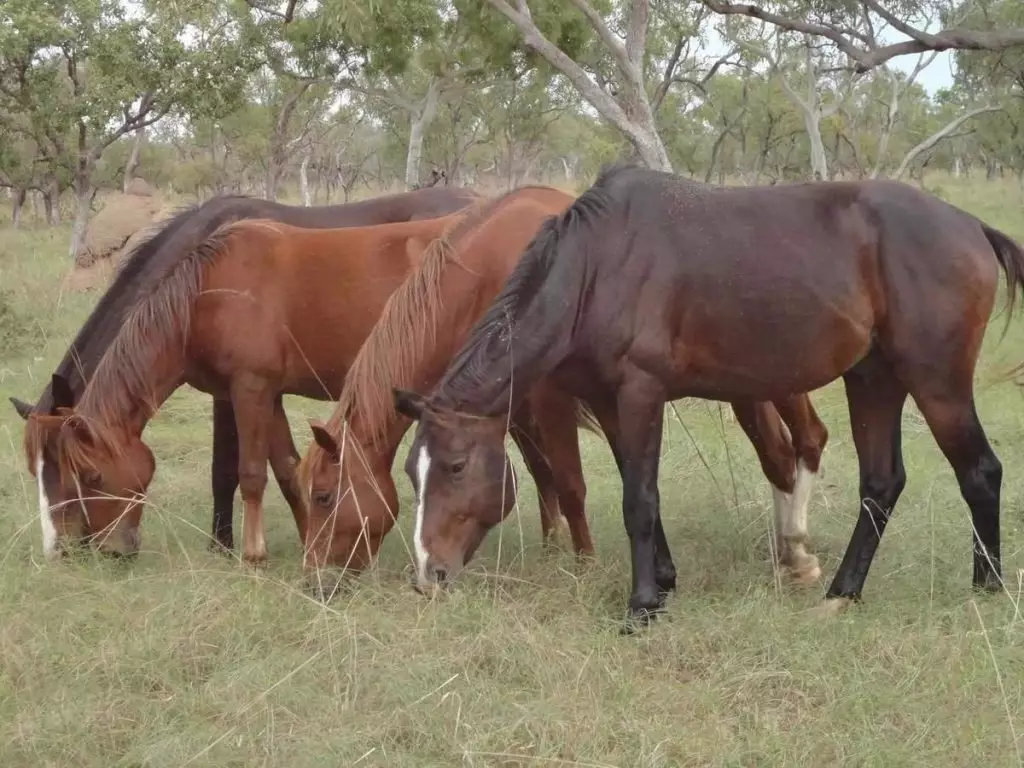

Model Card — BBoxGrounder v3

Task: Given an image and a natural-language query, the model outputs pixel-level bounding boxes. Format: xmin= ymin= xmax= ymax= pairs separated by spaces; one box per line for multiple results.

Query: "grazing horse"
xmin=12 ymin=187 xmax=478 ymax=559
xmin=28 ymin=209 xmax=597 ymax=568
xmin=302 ymin=184 xmax=831 ymax=592
xmin=394 ymin=162 xmax=1024 ymax=629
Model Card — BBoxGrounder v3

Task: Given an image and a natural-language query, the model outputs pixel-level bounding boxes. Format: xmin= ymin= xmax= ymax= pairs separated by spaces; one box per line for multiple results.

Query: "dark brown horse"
xmin=394 ymin=163 xmax=1023 ymax=629
xmin=12 ymin=187 xmax=478 ymax=559
xmin=305 ymin=183 xmax=831 ymax=592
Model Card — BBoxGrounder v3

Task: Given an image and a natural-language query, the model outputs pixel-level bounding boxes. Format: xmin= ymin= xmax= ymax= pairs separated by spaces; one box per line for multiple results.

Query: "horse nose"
xmin=427 ymin=562 xmax=449 ymax=585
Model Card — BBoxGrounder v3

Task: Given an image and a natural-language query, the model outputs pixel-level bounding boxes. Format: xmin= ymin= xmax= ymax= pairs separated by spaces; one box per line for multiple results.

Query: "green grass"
xmin=0 ymin=176 xmax=1023 ymax=767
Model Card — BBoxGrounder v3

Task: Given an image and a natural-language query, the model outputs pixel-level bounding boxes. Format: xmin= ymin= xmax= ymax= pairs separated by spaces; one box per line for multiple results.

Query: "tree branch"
xmin=567 ymin=0 xmax=634 ymax=83
xmin=702 ymin=0 xmax=1024 ymax=72
xmin=893 ymin=105 xmax=1002 ymax=180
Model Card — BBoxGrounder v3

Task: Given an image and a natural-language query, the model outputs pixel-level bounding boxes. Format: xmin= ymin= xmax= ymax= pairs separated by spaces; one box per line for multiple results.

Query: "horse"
xmin=393 ymin=162 xmax=1024 ymax=630
xmin=12 ymin=186 xmax=479 ymax=559
xmin=28 ymin=206 xmax=595 ymax=569
xmin=301 ymin=183 xmax=830 ymax=594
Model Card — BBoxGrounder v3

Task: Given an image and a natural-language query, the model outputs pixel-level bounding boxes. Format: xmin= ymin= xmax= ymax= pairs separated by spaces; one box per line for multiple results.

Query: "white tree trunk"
xmin=123 ymin=126 xmax=146 ymax=192
xmin=405 ymin=78 xmax=441 ymax=190
xmin=805 ymin=110 xmax=828 ymax=181
xmin=893 ymin=106 xmax=1001 ymax=181
xmin=69 ymin=181 xmax=92 ymax=260
xmin=953 ymin=156 xmax=962 ymax=177
xmin=299 ymin=151 xmax=313 ymax=206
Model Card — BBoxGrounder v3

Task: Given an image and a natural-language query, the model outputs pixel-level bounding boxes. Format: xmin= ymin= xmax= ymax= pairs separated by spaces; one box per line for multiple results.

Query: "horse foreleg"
xmin=508 ymin=410 xmax=566 ymax=552
xmin=730 ymin=398 xmax=822 ymax=586
xmin=230 ymin=375 xmax=274 ymax=566
xmin=268 ymin=395 xmax=308 ymax=548
xmin=525 ymin=384 xmax=594 ymax=557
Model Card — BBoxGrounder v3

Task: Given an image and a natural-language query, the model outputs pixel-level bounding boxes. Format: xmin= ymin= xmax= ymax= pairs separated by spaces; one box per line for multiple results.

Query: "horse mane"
xmin=434 ymin=178 xmax=614 ymax=408
xmin=319 ymin=188 xmax=545 ymax=453
xmin=72 ymin=216 xmax=269 ymax=432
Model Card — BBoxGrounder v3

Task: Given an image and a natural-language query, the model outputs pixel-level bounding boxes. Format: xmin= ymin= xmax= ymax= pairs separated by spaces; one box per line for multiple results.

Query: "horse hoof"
xmin=208 ymin=540 xmax=233 ymax=556
xmin=241 ymin=552 xmax=268 ymax=569
xmin=808 ymin=596 xmax=853 ymax=619
xmin=785 ymin=555 xmax=822 ymax=586
xmin=620 ymin=606 xmax=659 ymax=635
xmin=542 ymin=516 xmax=573 ymax=553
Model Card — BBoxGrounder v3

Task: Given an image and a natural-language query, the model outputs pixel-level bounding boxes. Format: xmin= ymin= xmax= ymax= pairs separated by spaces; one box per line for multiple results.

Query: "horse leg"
xmin=210 ymin=398 xmax=239 ymax=553
xmin=267 ymin=395 xmax=307 ymax=548
xmin=531 ymin=386 xmax=595 ymax=558
xmin=911 ymin=394 xmax=1002 ymax=592
xmin=731 ymin=397 xmax=825 ymax=585
xmin=589 ymin=392 xmax=675 ymax=596
xmin=774 ymin=395 xmax=828 ymax=584
xmin=819 ymin=353 xmax=908 ymax=615
xmin=230 ymin=375 xmax=275 ymax=566
xmin=508 ymin=413 xmax=566 ymax=552
xmin=613 ymin=371 xmax=669 ymax=630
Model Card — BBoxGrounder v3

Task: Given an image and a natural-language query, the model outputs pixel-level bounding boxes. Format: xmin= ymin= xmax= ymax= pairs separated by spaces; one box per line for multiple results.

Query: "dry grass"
xmin=0 ymin=175 xmax=1022 ymax=767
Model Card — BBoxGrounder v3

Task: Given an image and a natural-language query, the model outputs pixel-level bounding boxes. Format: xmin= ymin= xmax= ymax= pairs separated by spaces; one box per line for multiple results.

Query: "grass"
xmin=0 ymin=175 xmax=1023 ymax=767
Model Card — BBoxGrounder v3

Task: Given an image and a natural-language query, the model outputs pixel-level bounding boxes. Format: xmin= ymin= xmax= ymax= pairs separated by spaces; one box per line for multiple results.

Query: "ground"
xmin=0 ymin=177 xmax=1022 ymax=767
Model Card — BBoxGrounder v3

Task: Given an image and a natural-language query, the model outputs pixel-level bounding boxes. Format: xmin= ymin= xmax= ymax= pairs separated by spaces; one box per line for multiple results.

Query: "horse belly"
xmin=664 ymin=287 xmax=874 ymax=401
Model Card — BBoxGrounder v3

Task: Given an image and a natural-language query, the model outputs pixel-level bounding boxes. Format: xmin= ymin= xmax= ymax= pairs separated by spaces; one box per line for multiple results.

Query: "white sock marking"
xmin=36 ymin=451 xmax=58 ymax=561
xmin=789 ymin=459 xmax=815 ymax=539
xmin=413 ymin=445 xmax=431 ymax=583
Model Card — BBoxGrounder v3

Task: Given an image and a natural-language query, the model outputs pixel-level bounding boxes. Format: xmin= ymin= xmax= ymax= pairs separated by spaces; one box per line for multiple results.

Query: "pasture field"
xmin=0 ymin=177 xmax=1022 ymax=767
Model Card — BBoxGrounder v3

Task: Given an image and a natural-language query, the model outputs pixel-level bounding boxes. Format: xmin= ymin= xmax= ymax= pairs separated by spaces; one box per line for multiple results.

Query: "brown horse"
xmin=27 ymin=213 xmax=467 ymax=563
xmin=301 ymin=183 xmax=829 ymax=593
xmin=394 ymin=162 xmax=1023 ymax=630
xmin=13 ymin=187 xmax=478 ymax=559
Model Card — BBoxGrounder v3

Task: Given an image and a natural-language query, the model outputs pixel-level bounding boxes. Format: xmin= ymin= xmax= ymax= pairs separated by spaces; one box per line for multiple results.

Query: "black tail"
xmin=982 ymin=222 xmax=1024 ymax=339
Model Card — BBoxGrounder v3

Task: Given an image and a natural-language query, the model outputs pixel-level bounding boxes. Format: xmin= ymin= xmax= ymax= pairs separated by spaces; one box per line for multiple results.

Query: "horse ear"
xmin=393 ymin=389 xmax=426 ymax=421
xmin=9 ymin=397 xmax=34 ymax=420
xmin=51 ymin=374 xmax=75 ymax=410
xmin=309 ymin=420 xmax=339 ymax=459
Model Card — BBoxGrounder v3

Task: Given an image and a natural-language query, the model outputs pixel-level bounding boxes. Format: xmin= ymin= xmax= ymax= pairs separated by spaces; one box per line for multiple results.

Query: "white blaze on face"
xmin=36 ymin=451 xmax=58 ymax=561
xmin=413 ymin=444 xmax=431 ymax=584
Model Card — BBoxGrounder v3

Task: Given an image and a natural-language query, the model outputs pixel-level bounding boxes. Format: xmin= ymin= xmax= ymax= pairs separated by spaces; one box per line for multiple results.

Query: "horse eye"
xmin=313 ymin=491 xmax=332 ymax=507
xmin=449 ymin=458 xmax=467 ymax=475
xmin=82 ymin=470 xmax=101 ymax=487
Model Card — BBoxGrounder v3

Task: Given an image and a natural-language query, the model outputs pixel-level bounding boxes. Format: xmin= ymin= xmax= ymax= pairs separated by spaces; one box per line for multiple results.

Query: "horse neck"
xmin=76 ymin=335 xmax=186 ymax=438
xmin=345 ymin=244 xmax=507 ymax=451
xmin=435 ymin=244 xmax=582 ymax=418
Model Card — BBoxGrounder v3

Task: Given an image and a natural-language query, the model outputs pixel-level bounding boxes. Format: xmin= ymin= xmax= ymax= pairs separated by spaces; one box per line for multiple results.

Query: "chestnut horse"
xmin=301 ymin=183 xmax=828 ymax=592
xmin=28 ymin=209 xmax=595 ymax=568
xmin=12 ymin=187 xmax=478 ymax=559
xmin=395 ymin=163 xmax=1024 ymax=630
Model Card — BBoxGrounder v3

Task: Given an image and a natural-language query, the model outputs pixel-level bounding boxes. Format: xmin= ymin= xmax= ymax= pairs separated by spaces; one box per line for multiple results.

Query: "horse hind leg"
xmin=820 ymin=353 xmax=908 ymax=615
xmin=731 ymin=398 xmax=823 ymax=586
xmin=913 ymin=397 xmax=1002 ymax=591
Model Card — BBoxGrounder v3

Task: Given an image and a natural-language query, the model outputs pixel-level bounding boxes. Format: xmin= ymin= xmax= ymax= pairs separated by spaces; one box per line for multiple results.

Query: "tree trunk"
xmin=123 ymin=126 xmax=146 ymax=191
xmin=11 ymin=187 xmax=26 ymax=229
xmin=299 ymin=151 xmax=312 ymax=206
xmin=44 ymin=182 xmax=60 ymax=225
xmin=804 ymin=110 xmax=828 ymax=181
xmin=264 ymin=164 xmax=279 ymax=201
xmin=69 ymin=178 xmax=93 ymax=260
xmin=953 ymin=155 xmax=962 ymax=177
xmin=405 ymin=78 xmax=441 ymax=190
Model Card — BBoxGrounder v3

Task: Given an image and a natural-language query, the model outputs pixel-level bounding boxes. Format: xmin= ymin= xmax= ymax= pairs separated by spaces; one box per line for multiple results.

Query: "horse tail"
xmin=574 ymin=400 xmax=603 ymax=437
xmin=982 ymin=222 xmax=1024 ymax=325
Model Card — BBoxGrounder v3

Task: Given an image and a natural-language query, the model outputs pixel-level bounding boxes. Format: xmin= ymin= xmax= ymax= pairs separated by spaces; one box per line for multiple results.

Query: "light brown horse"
xmin=298 ymin=184 xmax=829 ymax=592
xmin=27 ymin=213 xmax=472 ymax=564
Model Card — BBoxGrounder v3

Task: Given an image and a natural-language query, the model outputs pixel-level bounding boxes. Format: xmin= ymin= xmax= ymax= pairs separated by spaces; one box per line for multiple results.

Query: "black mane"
xmin=434 ymin=169 xmax=620 ymax=410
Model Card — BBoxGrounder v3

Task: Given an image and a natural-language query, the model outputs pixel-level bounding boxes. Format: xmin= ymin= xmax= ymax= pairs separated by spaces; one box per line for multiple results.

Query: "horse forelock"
xmin=76 ymin=218 xmax=253 ymax=430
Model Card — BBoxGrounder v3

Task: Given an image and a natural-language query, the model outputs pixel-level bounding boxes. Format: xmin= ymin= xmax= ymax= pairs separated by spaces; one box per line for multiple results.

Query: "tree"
xmin=0 ymin=0 xmax=254 ymax=257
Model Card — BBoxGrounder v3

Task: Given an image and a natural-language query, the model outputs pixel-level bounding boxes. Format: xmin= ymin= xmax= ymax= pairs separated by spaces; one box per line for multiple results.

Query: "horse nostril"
xmin=431 ymin=566 xmax=448 ymax=584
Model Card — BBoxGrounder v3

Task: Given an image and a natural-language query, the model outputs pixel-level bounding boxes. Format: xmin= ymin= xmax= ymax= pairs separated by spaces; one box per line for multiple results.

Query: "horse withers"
xmin=394 ymin=163 xmax=1021 ymax=630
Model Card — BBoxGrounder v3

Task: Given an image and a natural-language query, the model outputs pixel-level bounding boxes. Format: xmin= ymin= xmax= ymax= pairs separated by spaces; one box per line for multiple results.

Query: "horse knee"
xmin=237 ymin=464 xmax=268 ymax=499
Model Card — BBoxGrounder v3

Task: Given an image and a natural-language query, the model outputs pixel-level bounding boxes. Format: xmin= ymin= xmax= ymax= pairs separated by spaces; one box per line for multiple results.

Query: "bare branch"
xmin=893 ymin=105 xmax=1002 ymax=180
xmin=702 ymin=0 xmax=1024 ymax=72
xmin=567 ymin=0 xmax=633 ymax=82
xmin=244 ymin=0 xmax=299 ymax=22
